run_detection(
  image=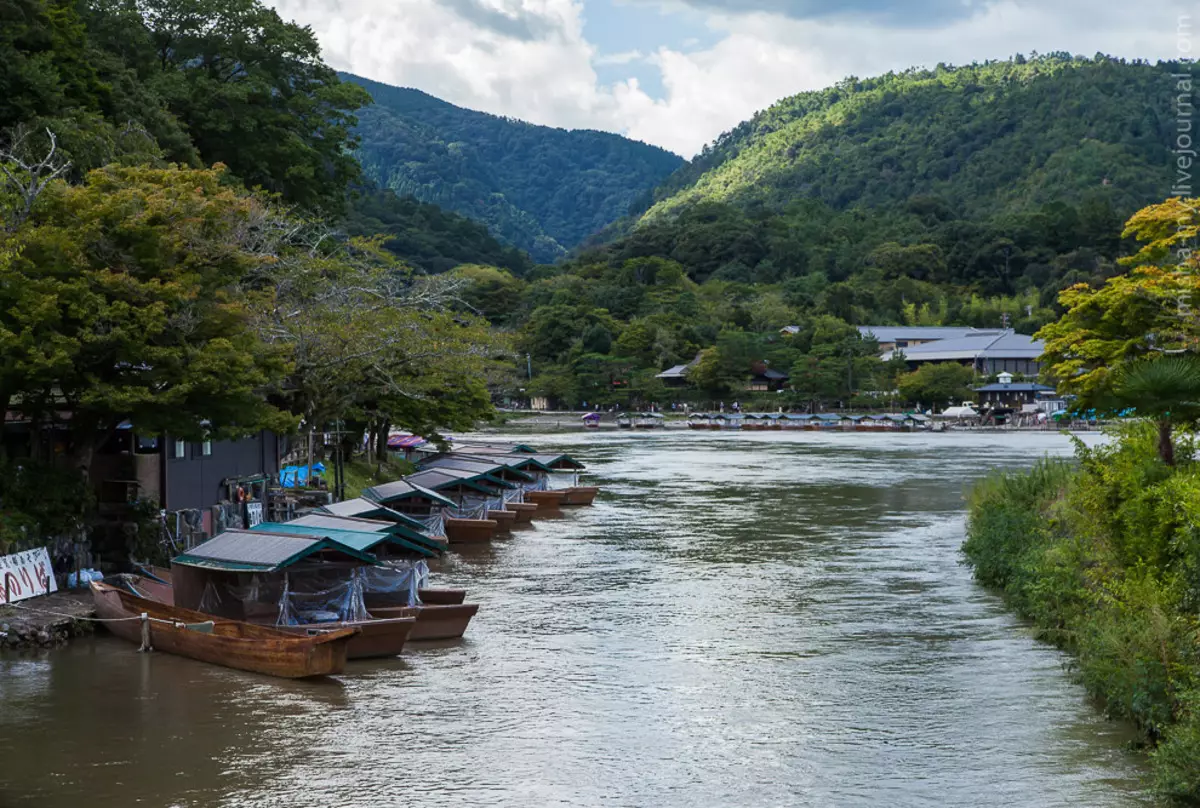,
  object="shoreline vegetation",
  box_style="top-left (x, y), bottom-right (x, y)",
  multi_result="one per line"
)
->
top-left (963, 424), bottom-right (1200, 802)
top-left (962, 196), bottom-right (1200, 804)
